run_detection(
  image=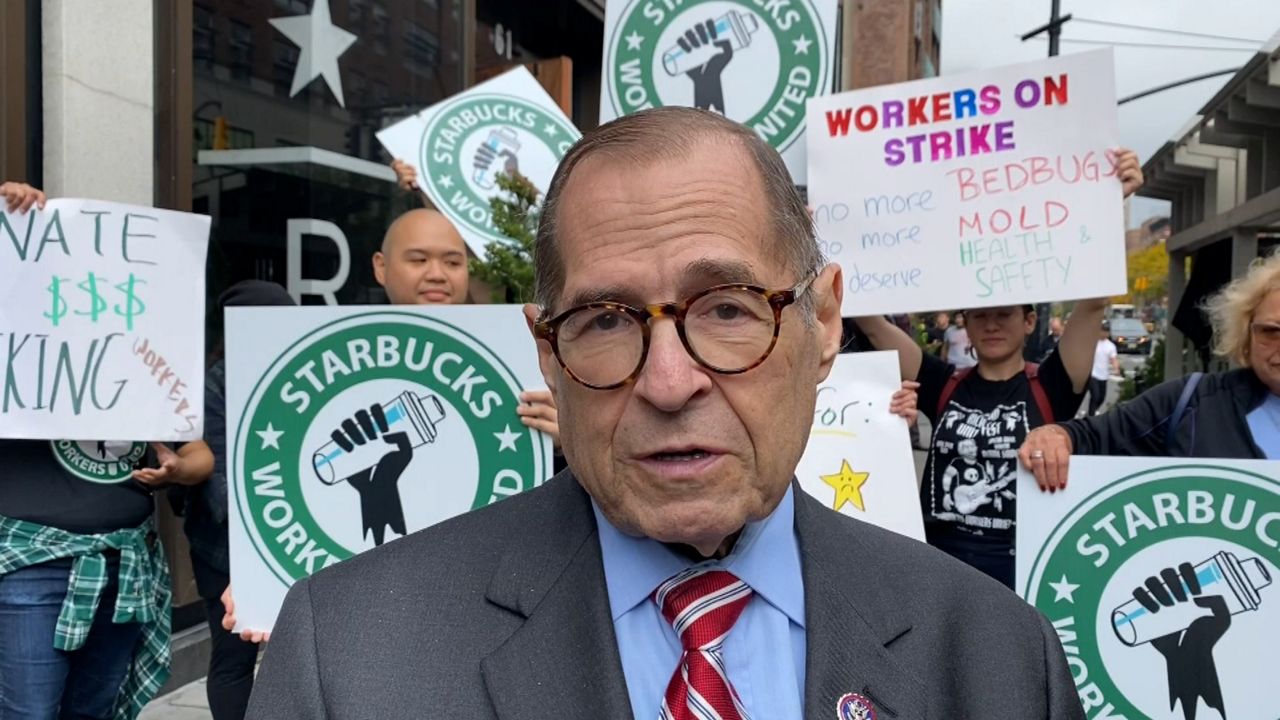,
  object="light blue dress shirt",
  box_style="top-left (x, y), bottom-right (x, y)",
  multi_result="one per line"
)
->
top-left (1246, 393), bottom-right (1280, 459)
top-left (592, 486), bottom-right (806, 720)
